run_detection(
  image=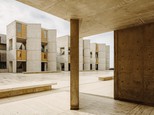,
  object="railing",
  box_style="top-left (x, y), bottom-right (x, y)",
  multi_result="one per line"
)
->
top-left (96, 58), bottom-right (99, 64)
top-left (41, 52), bottom-right (47, 62)
top-left (16, 50), bottom-right (26, 61)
